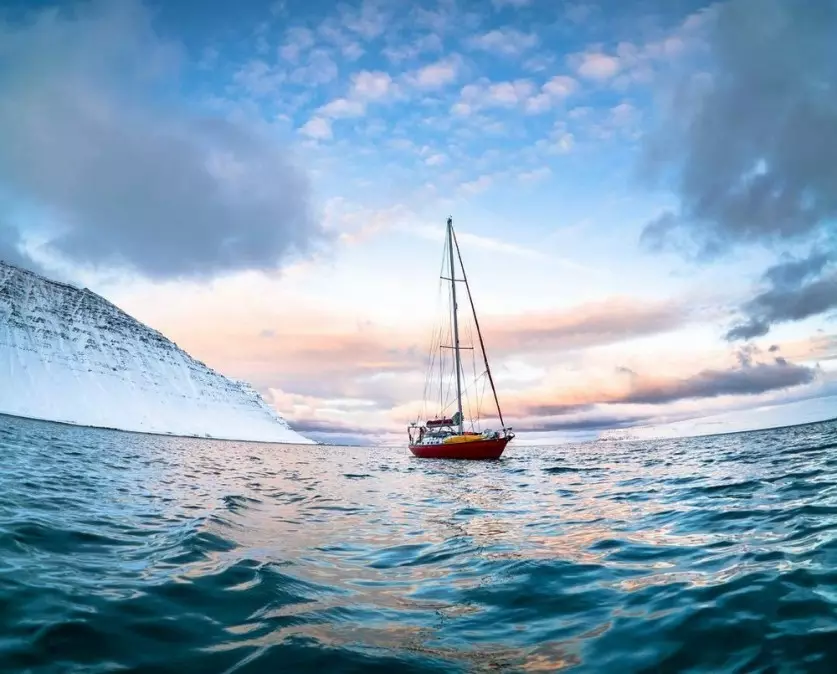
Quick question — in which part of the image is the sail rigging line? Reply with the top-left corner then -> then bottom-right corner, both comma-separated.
424,324 -> 441,423
465,317 -> 481,431
419,248 -> 448,425
420,319 -> 438,410
446,217 -> 465,435
466,317 -> 486,430
442,320 -> 453,415
421,304 -> 441,422
450,223 -> 506,430
478,373 -> 488,429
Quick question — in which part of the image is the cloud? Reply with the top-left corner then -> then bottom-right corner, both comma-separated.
764,252 -> 831,288
266,387 -> 403,445
0,0 -> 324,280
565,3 -> 596,24
341,42 -> 365,61
315,17 -> 366,60
382,33 -> 443,64
405,223 -> 545,258
524,75 -> 578,113
278,26 -> 315,63
459,175 -> 494,195
543,75 -> 578,98
485,298 -> 687,353
286,418 -> 391,437
523,54 -> 555,73
338,0 -> 390,40
302,70 -> 396,134
640,0 -> 837,257
350,70 -> 394,100
269,1 -> 286,17
453,78 -> 535,115
726,251 -> 837,340
154,283 -> 748,442
518,355 -> 818,432
0,222 -> 38,271
188,293 -> 694,412
518,167 -> 552,184
405,56 -> 463,90
535,123 -> 575,154
620,359 -> 817,404
789,334 -> 837,363
608,102 -> 638,127
454,74 -> 577,117
640,1 -> 837,339
239,327 -> 425,399
515,411 -> 651,433
288,49 -> 338,85
568,11 -> 710,91
491,0 -> 532,8
466,29 -> 538,56
570,51 -> 621,80
233,60 -> 285,97
579,102 -> 642,141
317,98 -> 366,119
300,117 -> 333,139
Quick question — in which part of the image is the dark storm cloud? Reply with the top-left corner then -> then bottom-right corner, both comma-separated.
640,0 -> 837,255
726,251 -> 837,340
0,0 -> 326,280
519,403 -> 596,417
515,414 -> 648,433
288,418 -> 391,446
621,359 -> 816,404
488,300 -> 688,354
764,252 -> 830,288
0,223 -> 38,271
523,357 -> 816,418
291,419 -> 393,437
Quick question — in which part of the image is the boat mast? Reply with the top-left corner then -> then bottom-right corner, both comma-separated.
452,226 -> 506,430
447,216 -> 464,435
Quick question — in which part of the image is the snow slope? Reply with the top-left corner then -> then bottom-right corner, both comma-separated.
0,261 -> 313,444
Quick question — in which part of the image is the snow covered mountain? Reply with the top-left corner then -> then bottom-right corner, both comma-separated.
0,261 -> 313,444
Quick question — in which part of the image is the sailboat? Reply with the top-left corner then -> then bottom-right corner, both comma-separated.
408,217 -> 515,459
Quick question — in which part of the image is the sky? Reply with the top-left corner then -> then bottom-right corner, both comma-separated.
0,0 -> 835,446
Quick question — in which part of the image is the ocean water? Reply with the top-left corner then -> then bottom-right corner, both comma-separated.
1,415 -> 837,673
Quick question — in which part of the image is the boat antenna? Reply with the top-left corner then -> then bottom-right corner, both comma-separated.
447,216 -> 464,435
451,224 -> 506,430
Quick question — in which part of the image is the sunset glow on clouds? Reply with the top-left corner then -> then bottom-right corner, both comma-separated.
1,0 -> 835,445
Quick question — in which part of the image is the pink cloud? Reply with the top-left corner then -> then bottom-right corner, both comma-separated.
572,51 -> 622,80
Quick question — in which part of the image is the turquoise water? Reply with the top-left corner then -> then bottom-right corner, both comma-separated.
1,414 -> 836,673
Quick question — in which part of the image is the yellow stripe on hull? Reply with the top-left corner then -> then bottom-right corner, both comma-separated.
443,434 -> 484,445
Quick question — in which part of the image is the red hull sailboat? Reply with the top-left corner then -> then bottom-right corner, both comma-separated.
409,435 -> 511,460
408,217 -> 514,460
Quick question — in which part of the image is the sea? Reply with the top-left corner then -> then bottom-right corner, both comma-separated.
1,414 -> 836,673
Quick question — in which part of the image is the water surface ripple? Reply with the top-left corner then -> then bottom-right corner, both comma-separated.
2,415 -> 837,672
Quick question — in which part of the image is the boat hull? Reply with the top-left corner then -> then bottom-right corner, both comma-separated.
409,436 -> 510,460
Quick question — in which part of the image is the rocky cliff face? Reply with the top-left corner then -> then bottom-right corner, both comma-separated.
0,261 -> 312,443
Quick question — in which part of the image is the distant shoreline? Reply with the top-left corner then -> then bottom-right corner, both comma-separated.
0,411 -> 319,447
600,415 -> 837,445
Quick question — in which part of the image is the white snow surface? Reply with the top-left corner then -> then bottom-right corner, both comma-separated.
0,261 -> 313,444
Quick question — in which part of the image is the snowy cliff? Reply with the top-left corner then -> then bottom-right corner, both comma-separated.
0,261 -> 313,444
